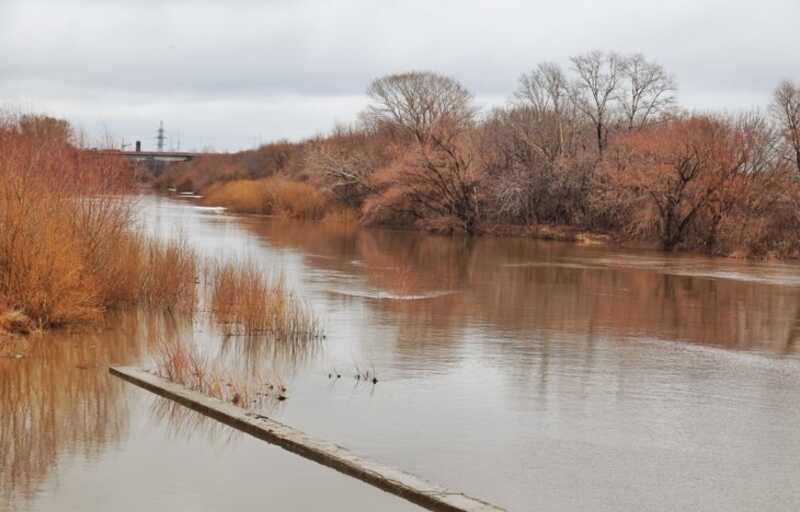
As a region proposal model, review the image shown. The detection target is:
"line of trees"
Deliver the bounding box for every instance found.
[158,51,800,258]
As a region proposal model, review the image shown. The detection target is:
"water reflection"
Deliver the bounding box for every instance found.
[0,312,142,509]
[0,300,326,511]
[149,399,240,444]
[218,332,321,378]
[6,197,800,512]
[241,217,800,355]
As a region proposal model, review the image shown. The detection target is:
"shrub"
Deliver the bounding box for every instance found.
[203,179,270,214]
[202,177,329,220]
[262,177,328,220]
[0,114,199,329]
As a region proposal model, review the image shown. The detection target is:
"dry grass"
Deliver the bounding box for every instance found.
[208,258,321,340]
[203,179,269,214]
[94,232,199,312]
[203,177,330,220]
[139,236,199,311]
[154,338,287,408]
[0,114,200,330]
[262,177,328,220]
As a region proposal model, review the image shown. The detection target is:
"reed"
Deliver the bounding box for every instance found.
[203,179,269,214]
[320,206,360,227]
[262,177,328,220]
[208,258,321,341]
[202,177,330,220]
[139,236,199,311]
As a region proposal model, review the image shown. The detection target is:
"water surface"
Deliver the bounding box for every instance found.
[3,195,800,511]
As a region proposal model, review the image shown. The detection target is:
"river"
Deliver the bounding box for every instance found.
[2,195,800,511]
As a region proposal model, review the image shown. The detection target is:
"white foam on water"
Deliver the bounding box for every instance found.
[329,289,456,301]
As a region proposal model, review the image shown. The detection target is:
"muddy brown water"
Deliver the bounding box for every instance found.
[2,195,800,511]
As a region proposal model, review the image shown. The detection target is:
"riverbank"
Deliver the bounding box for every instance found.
[153,69,800,260]
[168,187,795,265]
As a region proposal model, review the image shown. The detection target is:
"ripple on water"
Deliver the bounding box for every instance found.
[328,289,456,301]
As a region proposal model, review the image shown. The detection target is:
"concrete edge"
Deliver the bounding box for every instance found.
[110,366,506,512]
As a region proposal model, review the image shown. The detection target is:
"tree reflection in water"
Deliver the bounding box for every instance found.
[0,311,142,509]
[241,216,800,355]
[0,287,328,509]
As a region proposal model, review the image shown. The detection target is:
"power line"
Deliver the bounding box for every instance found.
[156,121,167,151]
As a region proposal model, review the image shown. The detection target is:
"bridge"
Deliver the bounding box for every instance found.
[112,150,202,162]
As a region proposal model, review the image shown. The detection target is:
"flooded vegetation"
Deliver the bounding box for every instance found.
[154,337,289,407]
[3,196,799,510]
[1,80,799,512]
[208,258,321,339]
[0,115,200,332]
[203,177,329,221]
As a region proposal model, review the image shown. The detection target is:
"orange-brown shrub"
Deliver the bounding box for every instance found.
[596,114,800,256]
[261,177,328,220]
[0,114,199,329]
[202,177,330,220]
[203,179,270,213]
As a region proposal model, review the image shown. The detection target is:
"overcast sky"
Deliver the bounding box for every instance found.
[1,0,798,151]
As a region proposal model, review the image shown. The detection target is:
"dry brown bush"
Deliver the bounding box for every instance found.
[203,177,329,220]
[0,114,199,328]
[203,179,270,213]
[595,114,800,256]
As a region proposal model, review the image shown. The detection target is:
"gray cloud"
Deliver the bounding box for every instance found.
[1,0,798,150]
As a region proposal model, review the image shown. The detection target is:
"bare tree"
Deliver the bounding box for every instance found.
[771,80,800,174]
[570,51,622,153]
[364,73,481,233]
[514,62,572,115]
[365,71,475,143]
[481,106,595,225]
[618,54,677,130]
[306,143,375,207]
[513,62,581,159]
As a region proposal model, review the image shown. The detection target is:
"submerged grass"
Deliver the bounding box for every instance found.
[154,338,287,408]
[139,236,199,311]
[209,258,321,340]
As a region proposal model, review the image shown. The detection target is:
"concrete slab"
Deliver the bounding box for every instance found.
[110,366,506,512]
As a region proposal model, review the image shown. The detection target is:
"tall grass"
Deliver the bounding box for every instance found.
[0,114,199,331]
[203,179,270,214]
[203,177,330,220]
[209,258,321,340]
[139,236,199,311]
[0,112,324,362]
[321,206,360,227]
[263,177,328,220]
